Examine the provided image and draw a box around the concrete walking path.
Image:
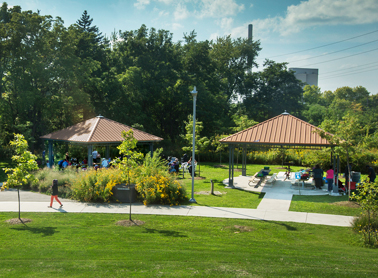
[0,179,355,227]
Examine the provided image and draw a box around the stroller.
[338,179,357,194]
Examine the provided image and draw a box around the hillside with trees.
[1,3,378,169]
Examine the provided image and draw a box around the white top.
[92,150,98,158]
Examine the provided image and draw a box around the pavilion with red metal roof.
[220,111,334,187]
[40,115,163,167]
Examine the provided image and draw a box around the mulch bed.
[332,201,360,208]
[115,220,145,227]
[5,218,33,225]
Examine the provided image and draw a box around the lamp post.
[190,86,197,203]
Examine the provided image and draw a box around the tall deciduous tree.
[0,4,91,151]
[242,60,304,122]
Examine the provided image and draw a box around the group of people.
[165,154,197,176]
[56,151,113,171]
[312,163,376,193]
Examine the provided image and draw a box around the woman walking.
[48,179,63,208]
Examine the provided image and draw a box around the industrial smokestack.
[248,24,253,41]
[248,24,253,73]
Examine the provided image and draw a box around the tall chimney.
[248,24,253,73]
[248,24,253,41]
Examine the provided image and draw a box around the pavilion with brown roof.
[41,115,163,167]
[220,111,334,187]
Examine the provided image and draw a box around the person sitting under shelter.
[188,157,197,177]
[101,158,109,168]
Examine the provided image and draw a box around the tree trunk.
[18,187,21,220]
[346,148,351,200]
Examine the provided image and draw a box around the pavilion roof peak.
[41,116,163,143]
[220,113,333,147]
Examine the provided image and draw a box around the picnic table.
[249,168,271,187]
[290,171,315,189]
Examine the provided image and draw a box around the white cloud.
[174,3,189,20]
[172,22,183,31]
[249,0,378,36]
[197,0,244,18]
[134,0,150,10]
[217,17,234,31]
[159,10,169,17]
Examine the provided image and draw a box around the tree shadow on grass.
[270,221,298,231]
[142,228,187,238]
[10,224,59,237]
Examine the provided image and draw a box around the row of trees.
[1,3,378,164]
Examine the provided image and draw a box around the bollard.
[210,179,214,195]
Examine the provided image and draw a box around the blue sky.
[5,0,378,94]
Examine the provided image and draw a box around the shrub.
[352,212,378,248]
[134,149,188,206]
[135,173,188,206]
[71,168,125,202]
[31,167,77,196]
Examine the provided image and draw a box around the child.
[48,179,63,208]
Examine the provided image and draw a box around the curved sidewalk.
[0,187,354,227]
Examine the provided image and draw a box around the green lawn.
[0,212,376,277]
[290,195,361,216]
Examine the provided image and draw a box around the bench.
[265,173,277,184]
[248,172,260,186]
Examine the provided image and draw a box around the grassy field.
[290,195,361,216]
[0,212,377,277]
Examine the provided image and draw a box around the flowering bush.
[71,168,125,202]
[136,172,187,206]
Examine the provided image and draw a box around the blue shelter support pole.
[48,141,53,169]
[149,143,154,158]
[106,145,110,159]
[242,145,247,176]
[88,145,93,167]
[226,145,235,188]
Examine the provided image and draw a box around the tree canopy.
[1,3,377,163]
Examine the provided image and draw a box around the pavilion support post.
[242,145,247,176]
[226,145,235,188]
[106,145,110,159]
[48,140,53,169]
[88,145,93,167]
[149,143,154,158]
[333,155,340,194]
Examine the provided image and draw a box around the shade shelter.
[40,115,163,168]
[220,112,334,187]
